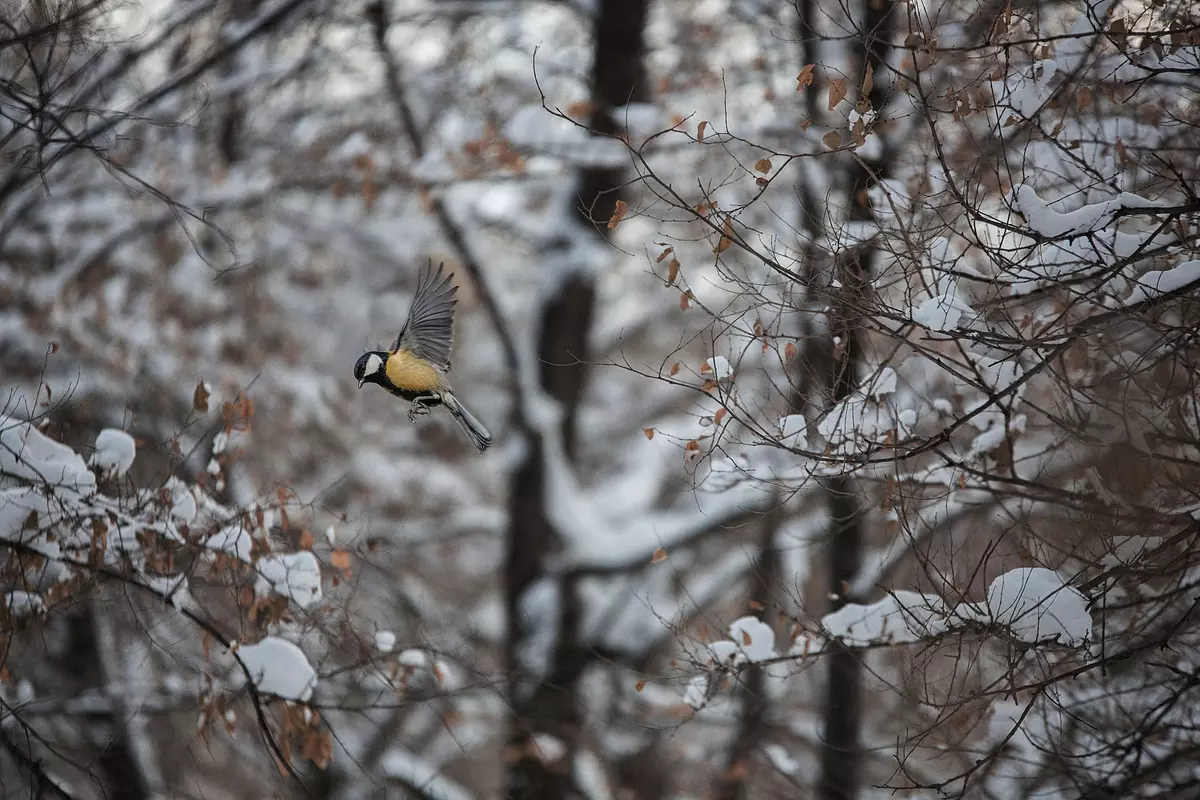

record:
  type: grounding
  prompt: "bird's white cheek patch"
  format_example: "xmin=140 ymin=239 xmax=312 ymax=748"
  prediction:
xmin=364 ymin=353 xmax=384 ymax=376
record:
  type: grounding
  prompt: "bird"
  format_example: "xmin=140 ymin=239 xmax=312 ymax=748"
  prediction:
xmin=353 ymin=262 xmax=492 ymax=453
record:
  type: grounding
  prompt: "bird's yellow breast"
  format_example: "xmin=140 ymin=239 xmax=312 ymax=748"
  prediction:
xmin=386 ymin=349 xmax=447 ymax=392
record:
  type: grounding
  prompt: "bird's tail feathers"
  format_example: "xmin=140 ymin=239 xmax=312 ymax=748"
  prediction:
xmin=441 ymin=391 xmax=492 ymax=453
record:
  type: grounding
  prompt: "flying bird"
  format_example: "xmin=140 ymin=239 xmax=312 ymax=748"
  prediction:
xmin=353 ymin=262 xmax=492 ymax=453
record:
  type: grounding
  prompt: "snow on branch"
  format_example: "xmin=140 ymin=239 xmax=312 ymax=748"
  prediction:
xmin=254 ymin=552 xmax=323 ymax=609
xmin=675 ymin=569 xmax=1092 ymax=712
xmin=233 ymin=636 xmax=317 ymax=702
xmin=1 ymin=417 xmax=97 ymax=492
xmin=89 ymin=428 xmax=137 ymax=478
xmin=381 ymin=747 xmax=474 ymax=800
xmin=815 ymin=568 xmax=1091 ymax=652
xmin=0 ymin=412 xmax=333 ymax=687
xmin=1010 ymin=185 xmax=1172 ymax=240
xmin=539 ymin=416 xmax=771 ymax=572
xmin=816 ymin=386 xmax=917 ymax=459
xmin=1124 ymin=260 xmax=1200 ymax=306
xmin=684 ymin=615 xmax=778 ymax=711
xmin=984 ymin=568 xmax=1091 ymax=647
xmin=815 ymin=590 xmax=949 ymax=648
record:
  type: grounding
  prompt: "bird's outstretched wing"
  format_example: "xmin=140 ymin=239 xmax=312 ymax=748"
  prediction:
xmin=391 ymin=262 xmax=458 ymax=371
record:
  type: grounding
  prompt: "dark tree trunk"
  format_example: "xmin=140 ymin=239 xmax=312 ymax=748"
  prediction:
xmin=576 ymin=0 xmax=651 ymax=231
xmin=75 ymin=605 xmax=152 ymax=800
xmin=715 ymin=513 xmax=781 ymax=800
xmin=537 ymin=276 xmax=596 ymax=463
xmin=505 ymin=433 xmax=578 ymax=800
xmin=504 ymin=0 xmax=650 ymax=797
xmin=215 ymin=0 xmax=262 ymax=166
xmin=540 ymin=0 xmax=651 ymax=460
xmin=816 ymin=1 xmax=894 ymax=798
xmin=818 ymin=474 xmax=865 ymax=800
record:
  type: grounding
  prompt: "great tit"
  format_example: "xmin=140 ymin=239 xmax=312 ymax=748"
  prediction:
xmin=353 ymin=262 xmax=492 ymax=453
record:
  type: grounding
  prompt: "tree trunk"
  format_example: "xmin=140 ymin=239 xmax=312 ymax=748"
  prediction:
xmin=715 ymin=510 xmax=781 ymax=800
xmin=816 ymin=1 xmax=894 ymax=798
xmin=504 ymin=0 xmax=650 ymax=797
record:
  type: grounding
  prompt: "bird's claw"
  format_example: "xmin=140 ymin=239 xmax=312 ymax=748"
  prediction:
xmin=408 ymin=399 xmax=432 ymax=423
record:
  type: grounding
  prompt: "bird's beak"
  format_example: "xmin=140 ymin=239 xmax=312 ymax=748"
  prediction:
xmin=357 ymin=379 xmax=365 ymax=388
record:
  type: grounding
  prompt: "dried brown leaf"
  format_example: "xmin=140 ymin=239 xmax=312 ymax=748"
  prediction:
xmin=828 ymin=78 xmax=848 ymax=110
xmin=796 ymin=64 xmax=815 ymax=90
xmin=714 ymin=216 xmax=734 ymax=253
xmin=822 ymin=131 xmax=842 ymax=149
xmin=607 ymin=199 xmax=629 ymax=230
xmin=193 ymin=381 xmax=210 ymax=413
xmin=667 ymin=258 xmax=681 ymax=285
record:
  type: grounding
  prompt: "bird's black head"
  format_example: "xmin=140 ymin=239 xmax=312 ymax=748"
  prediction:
xmin=354 ymin=351 xmax=388 ymax=388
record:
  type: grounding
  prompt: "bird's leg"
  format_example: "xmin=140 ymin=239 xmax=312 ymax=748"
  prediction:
xmin=407 ymin=396 xmax=434 ymax=423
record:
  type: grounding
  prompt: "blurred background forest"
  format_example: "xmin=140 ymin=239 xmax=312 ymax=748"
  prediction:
xmin=2 ymin=0 xmax=1200 ymax=797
